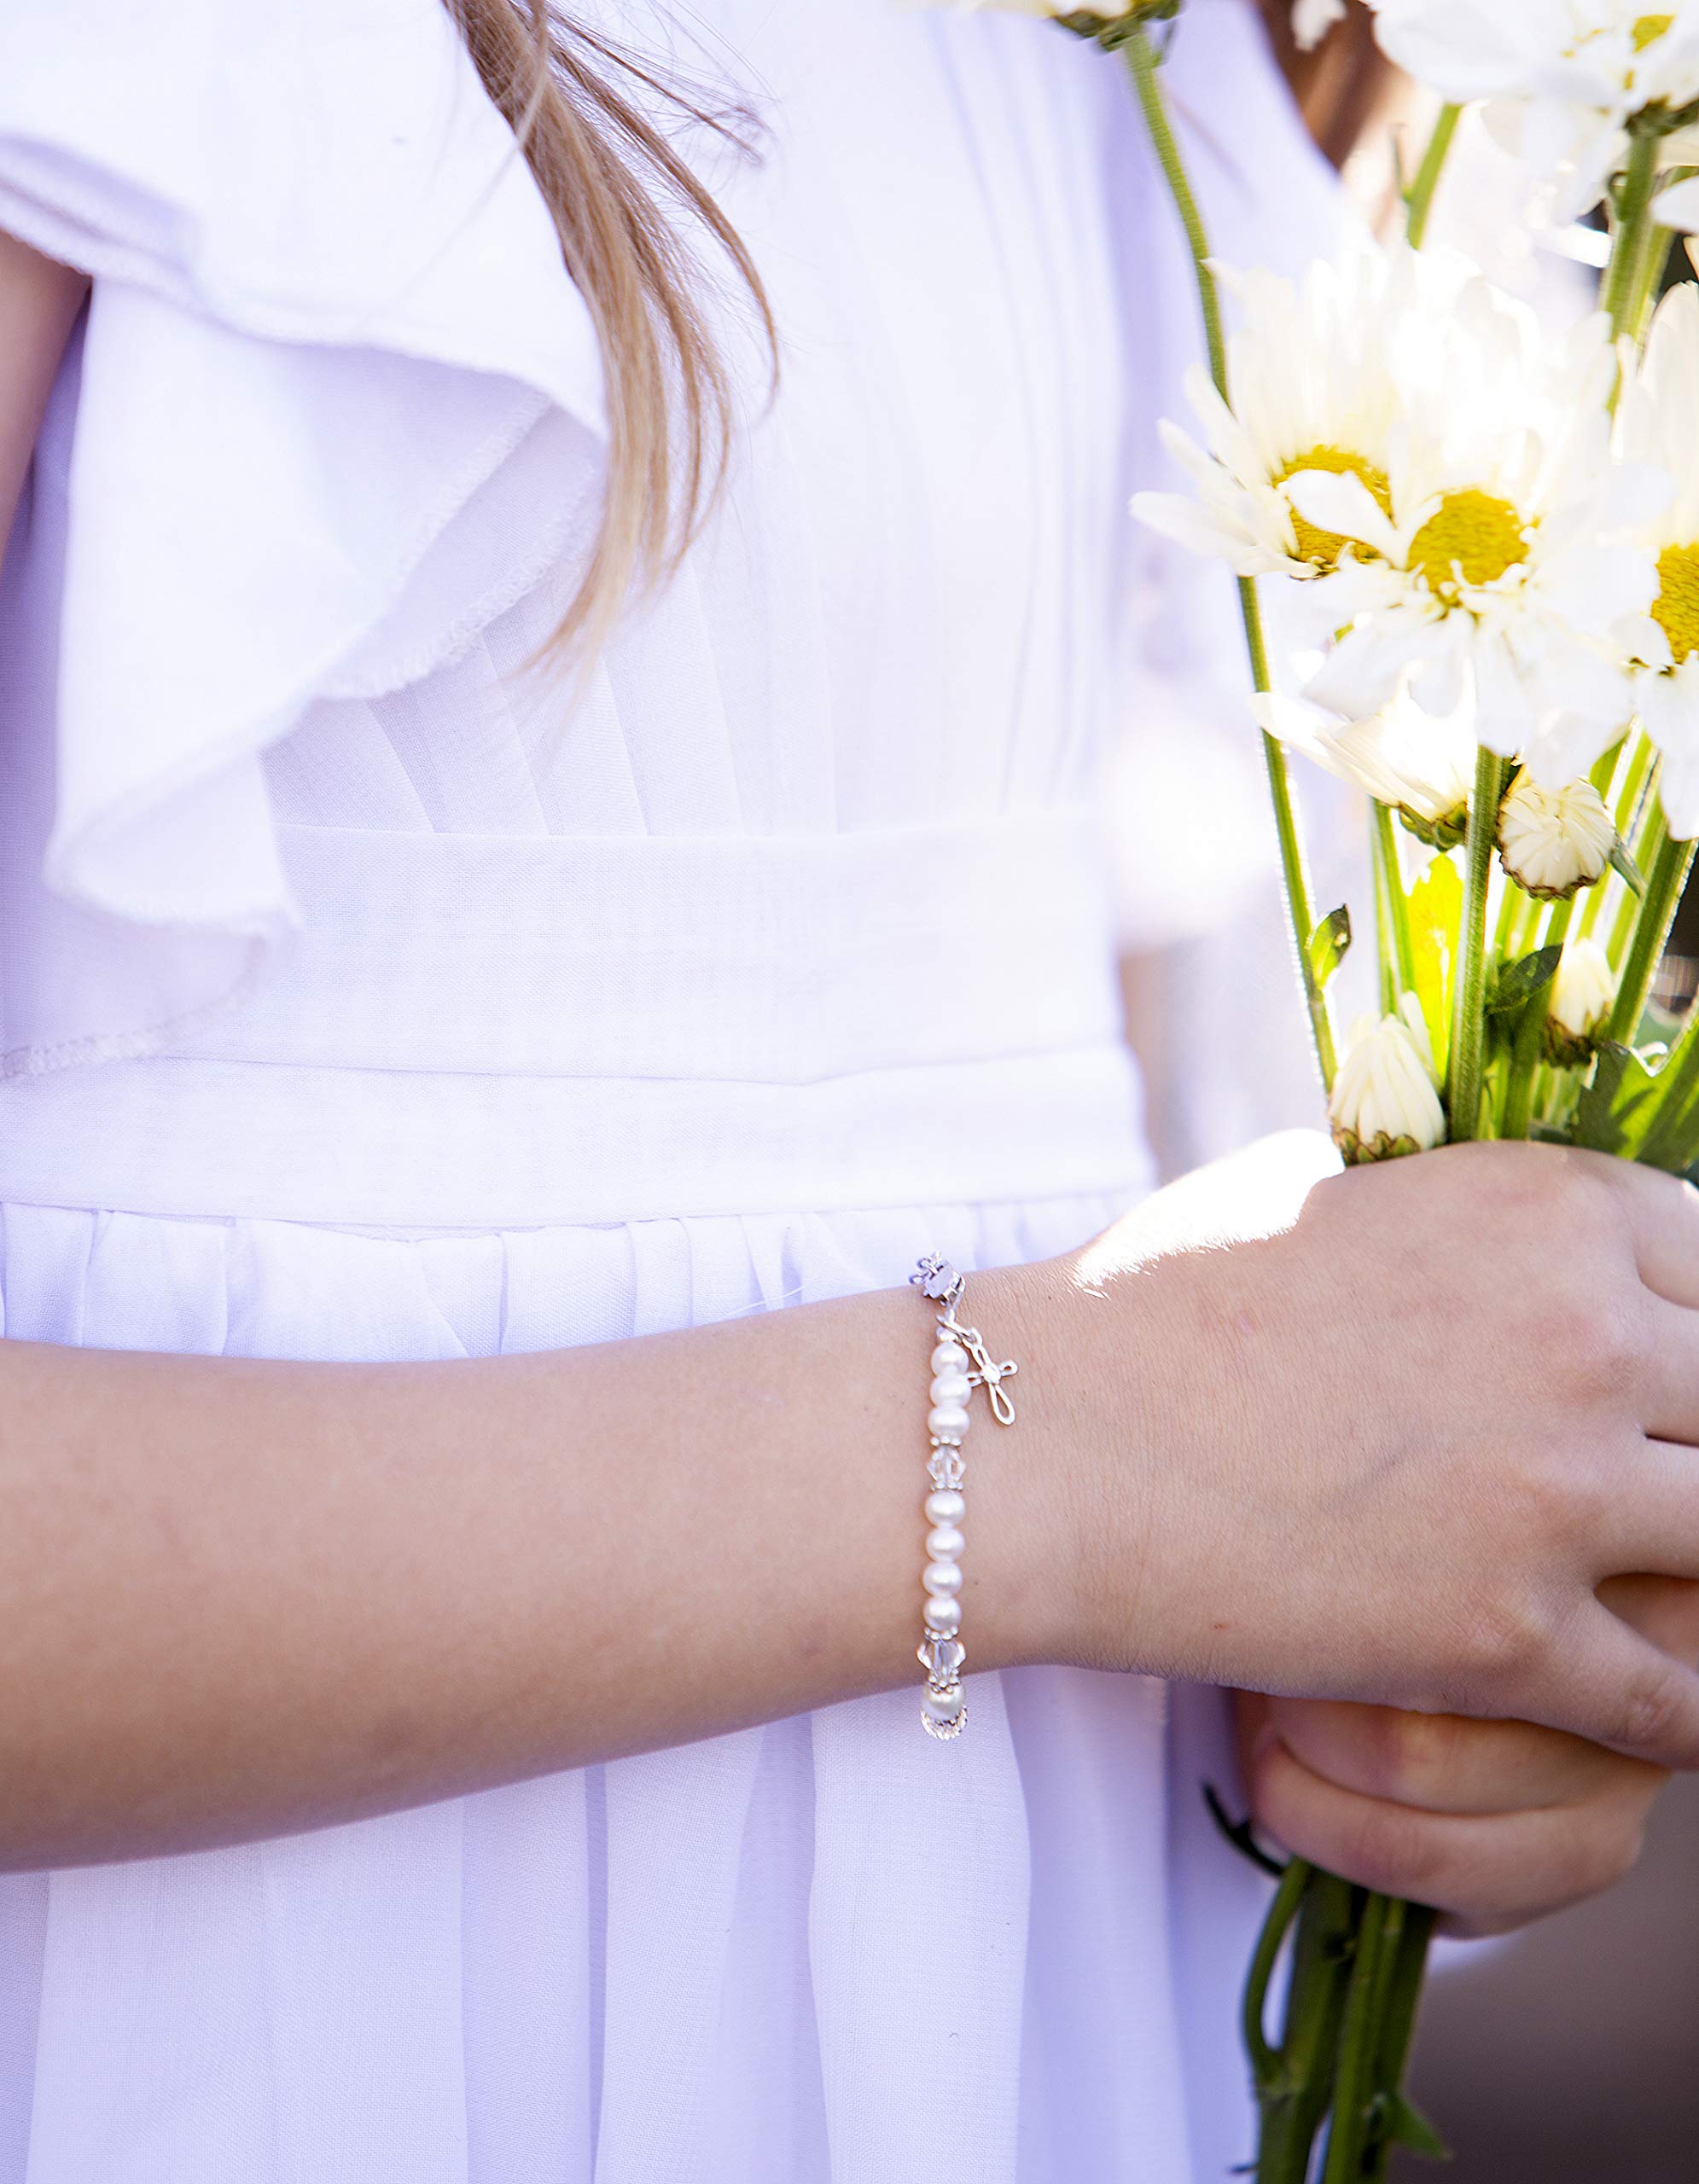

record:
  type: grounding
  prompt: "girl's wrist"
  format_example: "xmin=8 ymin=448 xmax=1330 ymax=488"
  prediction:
xmin=969 ymin=1250 xmax=1161 ymax=1678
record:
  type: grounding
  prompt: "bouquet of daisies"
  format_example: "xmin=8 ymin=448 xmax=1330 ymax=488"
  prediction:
xmin=930 ymin=0 xmax=1699 ymax=2175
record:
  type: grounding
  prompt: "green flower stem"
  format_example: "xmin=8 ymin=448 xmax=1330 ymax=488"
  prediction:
xmin=1492 ymin=864 xmax=1524 ymax=959
xmin=1372 ymin=802 xmax=1417 ymax=1004
xmin=1318 ymin=1891 xmax=1397 ymax=2183
xmin=1626 ymin=221 xmax=1679 ymax=346
xmin=1242 ymin=1856 xmax=1312 ymax=2092
xmin=1590 ymin=736 xmax=1626 ymax=802
xmin=1403 ymin=102 xmax=1461 ymax=248
xmin=1125 ymin=26 xmax=1336 ymax=1090
xmin=1449 ymin=748 xmax=1509 ymax=1141
xmin=1607 ymin=816 xmax=1696 ymax=1044
xmin=1124 ymin=28 xmax=1226 ymax=386
xmin=1611 ymin=799 xmax=1667 ymax=967
xmin=1584 ymin=732 xmax=1658 ymax=943
xmin=1371 ymin=810 xmax=1397 ymax=1016
xmin=1255 ymin=1873 xmax=1364 ymax=2184
xmin=1502 ymin=898 xmax=1574 ymax=1141
xmin=1603 ymin=130 xmax=1662 ymax=346
xmin=1370 ymin=1903 xmax=1440 ymax=2159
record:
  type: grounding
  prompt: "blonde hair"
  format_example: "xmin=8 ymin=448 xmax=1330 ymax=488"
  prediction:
xmin=444 ymin=3 xmax=775 ymax=660
xmin=448 ymin=3 xmax=1382 ymax=662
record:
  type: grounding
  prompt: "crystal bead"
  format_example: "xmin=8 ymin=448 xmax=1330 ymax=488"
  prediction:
xmin=928 ymin=1448 xmax=965 ymax=1489
xmin=919 ymin=1635 xmax=966 ymax=1682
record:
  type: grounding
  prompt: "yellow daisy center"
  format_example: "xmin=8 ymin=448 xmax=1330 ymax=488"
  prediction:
xmin=1633 ymin=15 xmax=1674 ymax=53
xmin=1273 ymin=445 xmax=1392 ymax=569
xmin=1407 ymin=489 xmax=1530 ymax=599
xmin=1653 ymin=542 xmax=1699 ymax=663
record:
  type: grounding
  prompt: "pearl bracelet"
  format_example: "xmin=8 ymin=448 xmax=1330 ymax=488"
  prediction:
xmin=909 ymin=1252 xmax=1020 ymax=1740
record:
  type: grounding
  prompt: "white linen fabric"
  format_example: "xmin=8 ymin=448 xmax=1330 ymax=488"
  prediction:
xmin=0 ymin=3 xmax=1347 ymax=2177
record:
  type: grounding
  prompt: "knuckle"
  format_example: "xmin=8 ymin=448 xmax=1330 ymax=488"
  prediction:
xmin=1451 ymin=1591 xmax=1549 ymax=1703
xmin=1359 ymin=1706 xmax=1462 ymax=1804
xmin=1474 ymin=1145 xmax=1607 ymax=1230
xmin=1542 ymin=1152 xmax=1622 ymax=1232
xmin=1562 ymin=1301 xmax=1646 ymax=1406
xmin=1529 ymin=1283 xmax=1645 ymax=1409
xmin=1620 ymin=1661 xmax=1691 ymax=1762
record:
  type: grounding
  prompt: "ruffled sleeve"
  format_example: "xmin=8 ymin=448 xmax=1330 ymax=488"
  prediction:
xmin=0 ymin=0 xmax=607 ymax=1072
xmin=1107 ymin=0 xmax=1363 ymax=951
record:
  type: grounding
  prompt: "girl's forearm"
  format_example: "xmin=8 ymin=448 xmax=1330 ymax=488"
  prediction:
xmin=0 ymin=1261 xmax=1075 ymax=1869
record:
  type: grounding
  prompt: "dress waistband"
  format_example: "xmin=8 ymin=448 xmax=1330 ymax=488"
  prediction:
xmin=0 ymin=811 xmax=1152 ymax=1228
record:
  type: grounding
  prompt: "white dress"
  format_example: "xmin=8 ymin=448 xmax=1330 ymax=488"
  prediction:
xmin=0 ymin=4 xmax=1349 ymax=2177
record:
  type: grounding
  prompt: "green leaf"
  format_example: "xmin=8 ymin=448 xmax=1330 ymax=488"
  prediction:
xmin=1572 ymin=1042 xmax=1665 ymax=1158
xmin=1486 ymin=944 xmax=1563 ymax=1017
xmin=1307 ymin=904 xmax=1352 ymax=990
xmin=1383 ymin=2091 xmax=1452 ymax=2162
xmin=1406 ymin=852 xmax=1462 ymax=1084
xmin=1609 ymin=835 xmax=1645 ymax=897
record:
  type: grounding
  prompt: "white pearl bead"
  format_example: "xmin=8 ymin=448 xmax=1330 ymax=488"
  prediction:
xmin=926 ymin=1525 xmax=965 ymax=1561
xmin=922 ymin=1595 xmax=963 ymax=1634
xmin=930 ymin=1339 xmax=969 ymax=1375
xmin=924 ymin=1490 xmax=966 ymax=1526
xmin=928 ymin=1403 xmax=971 ymax=1440
xmin=922 ymin=1685 xmax=965 ymax=1723
xmin=929 ymin=1372 xmax=971 ymax=1407
xmin=922 ymin=1559 xmax=963 ymax=1598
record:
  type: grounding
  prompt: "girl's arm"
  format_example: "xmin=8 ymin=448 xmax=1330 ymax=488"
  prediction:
xmin=7 ymin=1136 xmax=1699 ymax=1873
xmin=7 ymin=235 xmax=1699 ymax=1887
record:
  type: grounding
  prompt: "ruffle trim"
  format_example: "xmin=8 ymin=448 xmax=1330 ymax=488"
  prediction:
xmin=0 ymin=0 xmax=610 ymax=1068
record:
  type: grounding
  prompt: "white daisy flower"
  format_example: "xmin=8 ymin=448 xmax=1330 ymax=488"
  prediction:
xmin=1329 ymin=996 xmax=1447 ymax=1163
xmin=1132 ymin=247 xmax=1455 ymax=584
xmin=1620 ymin=281 xmax=1699 ymax=836
xmin=1369 ymin=0 xmax=1699 ymax=224
xmin=1496 ymin=767 xmax=1617 ymax=896
xmin=1254 ymin=684 xmax=1475 ymax=845
xmin=1289 ymin=280 xmax=1660 ymax=779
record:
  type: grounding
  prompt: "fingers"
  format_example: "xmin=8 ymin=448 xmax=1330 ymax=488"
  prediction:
xmin=1597 ymin=1571 xmax=1699 ymax=1668
xmin=1607 ymin=1159 xmax=1699 ymax=1312
xmin=1251 ymin=1695 xmax=1648 ymax=1816
xmin=1598 ymin=1439 xmax=1699 ymax=1580
xmin=1634 ymin=1301 xmax=1699 ymax=1448
xmin=1548 ymin=1601 xmax=1699 ymax=1769
xmin=1245 ymin=1727 xmax=1658 ymax=1937
xmin=1636 ymin=1300 xmax=1699 ymax=1447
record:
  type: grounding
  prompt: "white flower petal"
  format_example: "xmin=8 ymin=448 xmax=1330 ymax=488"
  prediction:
xmin=1283 ymin=468 xmax=1403 ymax=561
xmin=1655 ymin=177 xmax=1699 ymax=233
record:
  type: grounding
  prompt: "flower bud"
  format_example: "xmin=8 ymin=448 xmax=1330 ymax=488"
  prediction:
xmin=1328 ymin=996 xmax=1446 ymax=1165
xmin=1544 ymin=937 xmax=1617 ymax=1067
xmin=1497 ymin=770 xmax=1615 ymax=900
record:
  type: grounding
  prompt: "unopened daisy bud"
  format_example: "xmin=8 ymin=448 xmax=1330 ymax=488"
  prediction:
xmin=1328 ymin=996 xmax=1446 ymax=1165
xmin=1544 ymin=938 xmax=1618 ymax=1068
xmin=1497 ymin=770 xmax=1615 ymax=901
